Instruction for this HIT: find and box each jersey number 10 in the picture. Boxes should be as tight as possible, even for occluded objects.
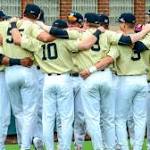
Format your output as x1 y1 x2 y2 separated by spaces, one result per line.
42 43 58 60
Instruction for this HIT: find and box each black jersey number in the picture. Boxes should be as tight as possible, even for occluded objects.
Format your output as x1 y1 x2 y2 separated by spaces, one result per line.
42 43 58 60
131 52 141 61
91 39 100 51
6 27 24 43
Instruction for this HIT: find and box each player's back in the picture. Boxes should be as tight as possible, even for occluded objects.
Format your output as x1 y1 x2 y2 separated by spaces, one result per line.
108 43 148 76
2 19 41 59
29 38 79 74
72 28 114 71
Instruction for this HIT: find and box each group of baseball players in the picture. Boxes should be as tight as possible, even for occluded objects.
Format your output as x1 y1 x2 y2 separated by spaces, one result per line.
1 3 150 150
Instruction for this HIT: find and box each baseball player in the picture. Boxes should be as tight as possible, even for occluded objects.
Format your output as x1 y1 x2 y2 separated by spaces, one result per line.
78 13 123 150
32 9 46 150
125 23 144 149
51 12 84 149
67 11 86 150
0 3 57 150
80 13 149 150
0 11 34 150
97 13 118 149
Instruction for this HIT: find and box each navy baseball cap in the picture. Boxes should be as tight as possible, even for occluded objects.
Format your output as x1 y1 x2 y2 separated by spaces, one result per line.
118 13 136 24
67 11 83 24
84 13 99 24
98 14 109 25
52 19 68 29
0 10 10 20
24 4 41 18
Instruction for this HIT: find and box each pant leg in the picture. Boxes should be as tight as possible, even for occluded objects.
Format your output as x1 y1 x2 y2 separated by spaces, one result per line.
33 68 44 140
57 74 74 150
147 83 150 150
101 71 117 150
81 71 104 150
56 112 62 149
132 77 148 150
5 66 39 149
115 76 132 150
73 76 86 150
127 106 134 147
0 72 11 150
42 74 57 150
21 67 39 149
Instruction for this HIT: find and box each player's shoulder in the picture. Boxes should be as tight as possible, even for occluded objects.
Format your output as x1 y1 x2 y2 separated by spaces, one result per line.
17 19 37 29
0 20 9 27
105 30 117 36
0 21 9 33
67 28 84 38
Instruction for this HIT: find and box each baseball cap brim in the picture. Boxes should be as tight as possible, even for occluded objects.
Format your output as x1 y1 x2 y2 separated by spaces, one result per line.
3 15 11 20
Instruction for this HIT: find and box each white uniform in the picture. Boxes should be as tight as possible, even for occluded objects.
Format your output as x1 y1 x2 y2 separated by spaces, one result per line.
78 30 121 150
108 41 149 150
1 20 42 150
0 47 11 150
20 35 80 150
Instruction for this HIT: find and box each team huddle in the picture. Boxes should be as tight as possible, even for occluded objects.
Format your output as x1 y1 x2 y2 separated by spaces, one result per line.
1 3 150 150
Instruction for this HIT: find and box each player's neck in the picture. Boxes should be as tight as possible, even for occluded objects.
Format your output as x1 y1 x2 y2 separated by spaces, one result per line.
124 29 134 34
22 16 35 22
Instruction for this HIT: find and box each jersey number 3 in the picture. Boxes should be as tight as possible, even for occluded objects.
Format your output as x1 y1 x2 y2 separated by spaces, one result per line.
42 43 58 60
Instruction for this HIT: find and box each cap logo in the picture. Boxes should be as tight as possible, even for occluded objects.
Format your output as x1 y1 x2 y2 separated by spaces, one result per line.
84 18 87 21
104 19 108 23
132 20 135 23
70 12 74 16
30 10 35 14
120 18 125 23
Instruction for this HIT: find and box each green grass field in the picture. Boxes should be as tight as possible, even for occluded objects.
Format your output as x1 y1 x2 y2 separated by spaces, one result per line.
6 140 148 150
6 141 92 150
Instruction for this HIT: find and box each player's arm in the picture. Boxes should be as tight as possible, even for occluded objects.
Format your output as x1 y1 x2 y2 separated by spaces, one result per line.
10 22 21 45
36 21 81 40
80 45 117 79
80 56 113 79
130 23 150 43
37 31 56 43
132 32 150 54
10 21 55 43
36 21 69 39
10 22 41 51
77 25 150 50
0 53 33 67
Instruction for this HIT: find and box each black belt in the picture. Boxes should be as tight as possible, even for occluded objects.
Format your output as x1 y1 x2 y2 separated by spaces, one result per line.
147 80 150 83
48 73 61 76
70 72 79 77
36 66 40 70
47 72 79 77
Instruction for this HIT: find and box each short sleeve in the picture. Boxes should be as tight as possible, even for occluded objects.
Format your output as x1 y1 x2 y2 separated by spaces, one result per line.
107 45 119 60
